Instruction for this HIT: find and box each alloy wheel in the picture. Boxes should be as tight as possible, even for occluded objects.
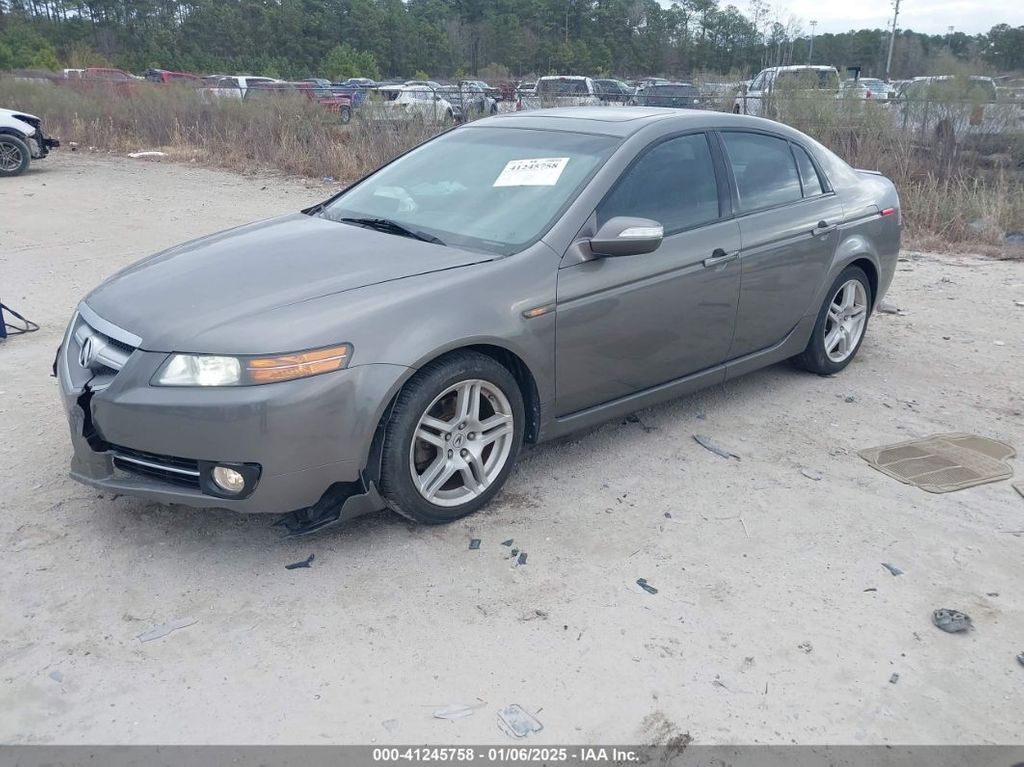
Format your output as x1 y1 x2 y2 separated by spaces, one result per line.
0 141 24 172
824 279 868 363
409 379 514 507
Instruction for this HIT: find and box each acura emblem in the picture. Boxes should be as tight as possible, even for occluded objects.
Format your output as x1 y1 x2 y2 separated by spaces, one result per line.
78 335 103 369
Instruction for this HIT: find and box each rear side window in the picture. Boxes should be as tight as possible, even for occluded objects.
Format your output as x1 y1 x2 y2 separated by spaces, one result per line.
792 144 824 197
721 132 802 212
598 133 719 234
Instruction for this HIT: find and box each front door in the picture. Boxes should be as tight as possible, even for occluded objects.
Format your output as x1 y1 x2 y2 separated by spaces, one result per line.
554 132 741 416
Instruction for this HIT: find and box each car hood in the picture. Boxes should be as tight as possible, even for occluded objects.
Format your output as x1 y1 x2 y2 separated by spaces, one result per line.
85 213 494 352
1 107 40 127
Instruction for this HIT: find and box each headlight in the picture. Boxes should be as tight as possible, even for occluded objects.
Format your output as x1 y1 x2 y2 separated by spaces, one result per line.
153 344 352 386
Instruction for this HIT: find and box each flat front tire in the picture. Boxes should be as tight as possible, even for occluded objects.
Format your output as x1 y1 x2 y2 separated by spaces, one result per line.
380 351 525 524
794 265 873 375
0 135 31 177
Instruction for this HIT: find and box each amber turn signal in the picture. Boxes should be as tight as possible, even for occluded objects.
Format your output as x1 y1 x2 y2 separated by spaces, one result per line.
245 344 352 384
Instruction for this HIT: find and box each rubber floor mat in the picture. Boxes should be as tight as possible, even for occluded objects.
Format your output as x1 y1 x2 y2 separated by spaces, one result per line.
859 433 1015 494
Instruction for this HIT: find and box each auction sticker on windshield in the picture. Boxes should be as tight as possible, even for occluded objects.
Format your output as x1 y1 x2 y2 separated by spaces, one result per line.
493 157 569 187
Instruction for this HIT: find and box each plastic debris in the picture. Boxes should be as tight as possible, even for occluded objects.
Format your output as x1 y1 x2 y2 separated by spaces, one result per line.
517 552 527 566
469 538 481 550
881 562 904 576
285 554 314 570
932 608 972 633
636 578 658 595
497 704 544 738
1017 652 1024 668
889 673 900 684
127 151 166 159
693 434 740 460
501 539 514 547
49 670 63 683
433 703 482 721
137 617 197 643
800 468 823 481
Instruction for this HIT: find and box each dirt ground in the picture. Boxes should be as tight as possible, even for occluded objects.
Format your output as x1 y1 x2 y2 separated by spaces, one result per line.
2 152 1022 746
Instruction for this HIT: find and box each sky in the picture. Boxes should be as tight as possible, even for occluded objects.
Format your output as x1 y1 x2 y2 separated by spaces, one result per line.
773 0 1024 35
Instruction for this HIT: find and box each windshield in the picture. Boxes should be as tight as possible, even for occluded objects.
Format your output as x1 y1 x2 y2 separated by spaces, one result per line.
321 127 619 255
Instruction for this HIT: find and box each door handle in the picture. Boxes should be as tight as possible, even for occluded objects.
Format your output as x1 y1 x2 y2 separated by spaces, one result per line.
703 248 739 268
812 220 837 236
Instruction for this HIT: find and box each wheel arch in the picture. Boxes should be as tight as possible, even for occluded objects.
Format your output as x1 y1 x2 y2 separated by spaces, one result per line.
362 342 543 486
848 256 879 309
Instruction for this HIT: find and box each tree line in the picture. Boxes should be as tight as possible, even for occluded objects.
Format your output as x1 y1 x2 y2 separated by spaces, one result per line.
1 0 1022 81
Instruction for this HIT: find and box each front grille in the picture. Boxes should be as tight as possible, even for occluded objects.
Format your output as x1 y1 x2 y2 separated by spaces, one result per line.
63 306 140 389
110 445 201 489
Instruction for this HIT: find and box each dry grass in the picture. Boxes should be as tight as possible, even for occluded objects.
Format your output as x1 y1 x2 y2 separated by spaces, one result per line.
3 77 1022 253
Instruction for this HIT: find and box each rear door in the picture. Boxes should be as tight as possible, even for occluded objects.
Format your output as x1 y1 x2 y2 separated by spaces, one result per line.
554 132 741 415
719 130 844 358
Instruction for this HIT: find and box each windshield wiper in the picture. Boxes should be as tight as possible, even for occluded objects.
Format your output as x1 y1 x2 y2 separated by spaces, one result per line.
337 217 445 246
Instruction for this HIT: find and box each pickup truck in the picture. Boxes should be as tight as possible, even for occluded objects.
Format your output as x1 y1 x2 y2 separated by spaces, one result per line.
517 76 602 111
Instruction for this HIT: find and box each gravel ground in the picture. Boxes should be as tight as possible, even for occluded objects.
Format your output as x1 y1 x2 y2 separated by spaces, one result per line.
2 152 1022 745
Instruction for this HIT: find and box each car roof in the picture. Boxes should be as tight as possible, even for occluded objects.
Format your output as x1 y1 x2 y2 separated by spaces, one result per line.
472 106 792 138
768 65 837 72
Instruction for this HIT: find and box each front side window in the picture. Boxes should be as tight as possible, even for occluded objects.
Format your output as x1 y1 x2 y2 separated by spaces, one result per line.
597 133 719 234
721 132 802 212
322 128 618 255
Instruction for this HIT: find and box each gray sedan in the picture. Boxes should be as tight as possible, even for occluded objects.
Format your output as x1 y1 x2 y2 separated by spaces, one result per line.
57 108 900 533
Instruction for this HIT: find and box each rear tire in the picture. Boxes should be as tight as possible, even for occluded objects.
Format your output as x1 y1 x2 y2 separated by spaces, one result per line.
0 135 31 177
794 266 873 375
339 106 352 124
380 351 525 524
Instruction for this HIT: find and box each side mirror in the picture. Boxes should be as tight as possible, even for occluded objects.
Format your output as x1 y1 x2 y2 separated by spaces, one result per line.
589 217 664 258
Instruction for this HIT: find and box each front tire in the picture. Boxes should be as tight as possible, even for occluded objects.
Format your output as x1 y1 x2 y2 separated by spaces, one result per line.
0 135 31 177
380 351 525 524
339 106 352 124
794 266 872 375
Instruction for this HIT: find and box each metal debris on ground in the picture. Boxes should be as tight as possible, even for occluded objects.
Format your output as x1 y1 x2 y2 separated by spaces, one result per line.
932 608 972 633
497 704 544 738
517 552 527 566
881 562 904 576
433 703 483 721
889 673 900 684
800 468 823 481
468 538 481 550
137 617 198 643
636 578 658 595
285 554 315 570
693 434 740 460
501 539 514 547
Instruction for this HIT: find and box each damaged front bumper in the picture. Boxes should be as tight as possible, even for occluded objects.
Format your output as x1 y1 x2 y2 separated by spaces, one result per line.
56 305 405 520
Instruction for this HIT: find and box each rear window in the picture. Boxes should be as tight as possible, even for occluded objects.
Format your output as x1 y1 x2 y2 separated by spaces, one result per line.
776 70 839 90
647 85 697 97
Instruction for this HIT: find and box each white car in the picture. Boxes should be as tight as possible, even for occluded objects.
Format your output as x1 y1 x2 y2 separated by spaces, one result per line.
1 107 59 177
841 77 896 101
203 75 282 98
366 85 458 123
518 76 602 110
734 65 840 117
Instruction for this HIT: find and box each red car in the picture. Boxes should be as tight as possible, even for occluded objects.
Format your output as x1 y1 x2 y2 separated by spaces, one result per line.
144 69 205 86
246 81 354 123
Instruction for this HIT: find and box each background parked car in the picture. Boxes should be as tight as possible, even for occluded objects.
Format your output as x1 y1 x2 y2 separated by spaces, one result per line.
519 75 601 110
734 65 841 117
203 75 281 98
246 81 354 123
593 78 634 103
367 84 458 124
637 82 702 109
841 77 895 101
1 107 59 177
144 69 205 86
